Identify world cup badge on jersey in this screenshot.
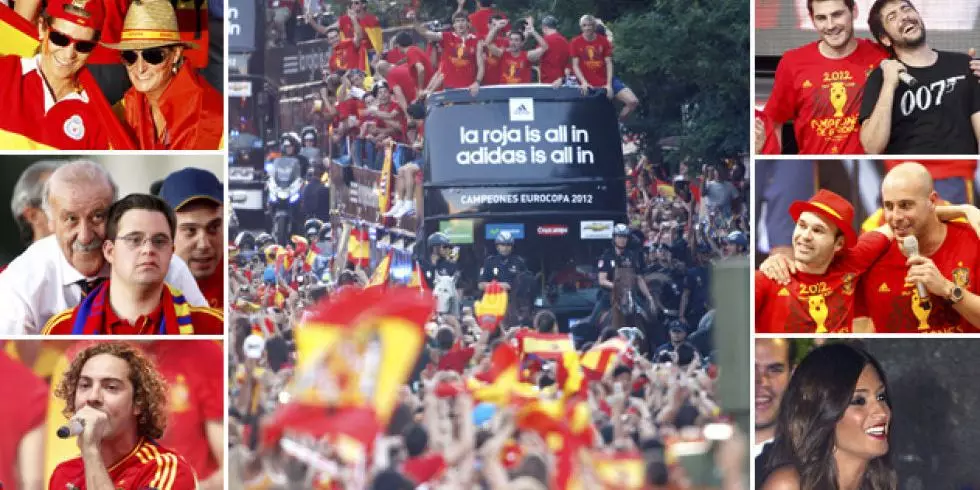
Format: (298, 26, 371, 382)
(63, 115, 85, 141)
(842, 273, 856, 296)
(953, 266, 970, 288)
(170, 374, 190, 413)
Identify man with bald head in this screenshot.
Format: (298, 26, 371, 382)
(856, 162, 980, 332)
(0, 160, 206, 335)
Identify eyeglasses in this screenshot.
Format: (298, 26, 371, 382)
(48, 28, 97, 53)
(121, 47, 169, 66)
(115, 233, 173, 251)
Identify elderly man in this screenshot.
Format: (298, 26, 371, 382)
(11, 160, 62, 247)
(42, 193, 223, 334)
(160, 168, 224, 308)
(0, 160, 205, 335)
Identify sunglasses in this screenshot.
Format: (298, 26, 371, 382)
(48, 29, 97, 53)
(121, 47, 169, 66)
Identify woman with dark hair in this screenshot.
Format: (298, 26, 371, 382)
(762, 342, 895, 490)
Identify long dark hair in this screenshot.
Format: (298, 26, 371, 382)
(766, 342, 897, 490)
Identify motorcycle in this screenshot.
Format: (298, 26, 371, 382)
(266, 156, 305, 245)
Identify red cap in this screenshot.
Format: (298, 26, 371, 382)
(47, 0, 105, 31)
(789, 189, 857, 247)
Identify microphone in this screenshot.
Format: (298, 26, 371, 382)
(898, 70, 917, 86)
(56, 419, 84, 439)
(901, 236, 929, 301)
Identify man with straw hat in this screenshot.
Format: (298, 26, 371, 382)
(102, 0, 222, 150)
(0, 0, 114, 149)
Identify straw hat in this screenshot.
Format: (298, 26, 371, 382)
(101, 0, 198, 50)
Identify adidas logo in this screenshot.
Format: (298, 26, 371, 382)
(778, 288, 789, 296)
(802, 80, 813, 88)
(878, 283, 891, 293)
(515, 104, 530, 115)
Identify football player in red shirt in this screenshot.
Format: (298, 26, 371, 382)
(763, 0, 888, 154)
(48, 342, 197, 490)
(415, 12, 484, 95)
(325, 26, 363, 72)
(755, 190, 895, 333)
(43, 194, 223, 335)
(390, 31, 434, 92)
(480, 16, 511, 85)
(485, 18, 549, 85)
(461, 0, 506, 41)
(569, 14, 639, 120)
(857, 162, 980, 333)
(537, 15, 570, 84)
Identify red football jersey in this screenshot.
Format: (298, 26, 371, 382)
(755, 232, 891, 333)
(338, 13, 380, 49)
(500, 50, 532, 84)
(539, 31, 571, 83)
(439, 31, 480, 89)
(404, 45, 434, 87)
(0, 55, 109, 150)
(764, 39, 887, 155)
(857, 223, 980, 333)
(0, 351, 48, 490)
(569, 34, 613, 87)
(329, 39, 363, 72)
(387, 63, 418, 104)
(48, 438, 198, 490)
(482, 36, 510, 85)
(148, 341, 223, 480)
(468, 8, 506, 41)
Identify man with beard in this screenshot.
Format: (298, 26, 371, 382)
(42, 193, 223, 335)
(160, 168, 224, 309)
(484, 18, 549, 84)
(859, 0, 980, 154)
(763, 0, 888, 154)
(755, 190, 897, 333)
(0, 160, 205, 335)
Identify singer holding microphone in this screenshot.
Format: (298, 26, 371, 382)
(48, 342, 197, 490)
(859, 0, 980, 154)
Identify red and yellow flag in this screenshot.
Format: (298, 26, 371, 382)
(467, 343, 537, 405)
(378, 141, 395, 217)
(407, 260, 428, 291)
(366, 250, 392, 289)
(592, 450, 646, 489)
(580, 337, 629, 379)
(347, 226, 370, 269)
(473, 280, 507, 332)
(518, 332, 575, 363)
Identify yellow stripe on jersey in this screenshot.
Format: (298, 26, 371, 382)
(147, 444, 170, 489)
(164, 454, 180, 490)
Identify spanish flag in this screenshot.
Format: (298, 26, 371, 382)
(347, 226, 370, 269)
(0, 5, 135, 149)
(473, 280, 507, 332)
(407, 260, 428, 291)
(592, 450, 646, 489)
(378, 141, 395, 216)
(517, 332, 575, 362)
(305, 243, 321, 272)
(366, 250, 392, 289)
(291, 287, 430, 424)
(467, 343, 537, 405)
(580, 337, 629, 379)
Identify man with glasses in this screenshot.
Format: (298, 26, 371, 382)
(42, 193, 223, 334)
(0, 160, 206, 335)
(160, 167, 224, 309)
(0, 0, 111, 149)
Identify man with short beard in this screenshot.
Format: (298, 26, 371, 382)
(0, 160, 205, 335)
(859, 0, 980, 154)
(160, 167, 224, 309)
(762, 0, 888, 154)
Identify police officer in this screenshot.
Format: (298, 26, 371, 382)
(723, 230, 747, 256)
(280, 132, 310, 176)
(419, 232, 458, 289)
(256, 232, 276, 250)
(580, 224, 655, 341)
(478, 231, 528, 291)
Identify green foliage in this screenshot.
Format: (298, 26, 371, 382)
(413, 0, 749, 163)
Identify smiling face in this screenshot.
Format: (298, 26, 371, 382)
(38, 18, 96, 82)
(74, 353, 139, 441)
(174, 201, 223, 280)
(810, 0, 856, 50)
(124, 45, 183, 98)
(49, 177, 114, 277)
(834, 364, 891, 460)
(878, 0, 925, 49)
(792, 211, 843, 268)
(755, 339, 792, 435)
(881, 172, 936, 239)
(104, 209, 174, 288)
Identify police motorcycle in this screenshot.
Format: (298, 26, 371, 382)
(266, 133, 307, 245)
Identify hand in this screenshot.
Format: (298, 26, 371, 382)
(759, 253, 796, 285)
(754, 117, 766, 153)
(965, 206, 980, 237)
(469, 81, 480, 96)
(905, 255, 952, 296)
(879, 59, 905, 89)
(605, 84, 614, 99)
(494, 18, 508, 30)
(551, 77, 563, 89)
(579, 82, 591, 95)
(73, 404, 110, 449)
(969, 48, 980, 81)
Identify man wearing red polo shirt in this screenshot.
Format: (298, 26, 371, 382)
(48, 342, 197, 490)
(147, 340, 224, 490)
(481, 16, 510, 85)
(538, 15, 570, 84)
(415, 12, 484, 94)
(485, 18, 549, 85)
(42, 194, 223, 335)
(569, 14, 639, 119)
(160, 168, 225, 309)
